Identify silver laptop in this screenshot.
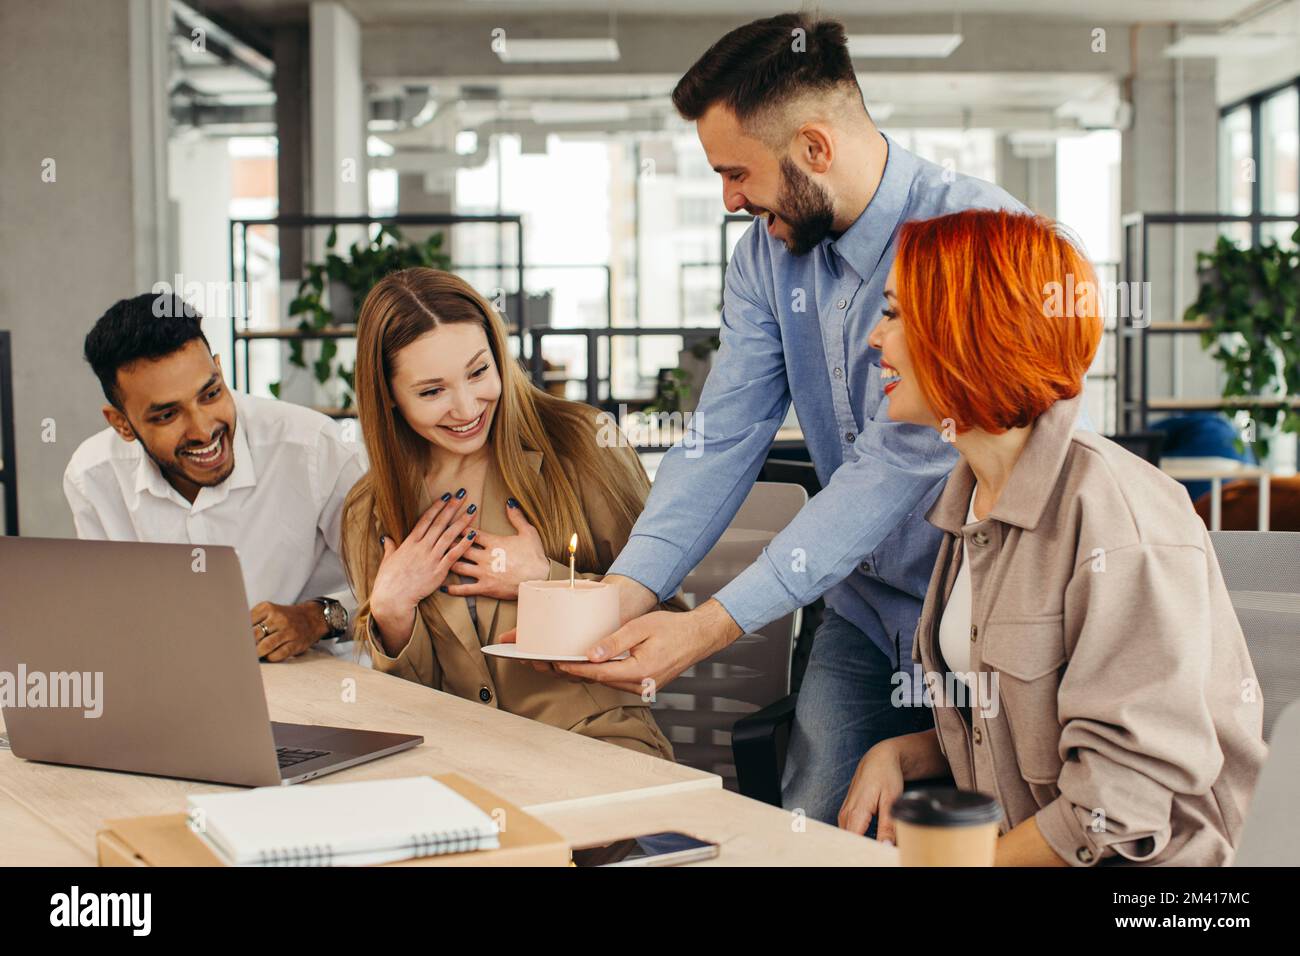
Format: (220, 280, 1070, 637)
(0, 536, 421, 786)
(1233, 697, 1300, 866)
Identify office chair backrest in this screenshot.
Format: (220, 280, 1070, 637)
(1233, 698, 1300, 866)
(652, 481, 808, 788)
(1104, 431, 1166, 467)
(759, 458, 822, 499)
(1209, 530, 1300, 741)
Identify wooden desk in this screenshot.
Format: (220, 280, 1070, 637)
(0, 782, 96, 865)
(1, 650, 891, 867)
(0, 650, 718, 863)
(531, 788, 898, 867)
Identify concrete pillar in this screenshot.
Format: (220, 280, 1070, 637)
(273, 24, 310, 284)
(1121, 24, 1219, 405)
(168, 137, 234, 372)
(0, 0, 172, 536)
(309, 1, 366, 223)
(278, 1, 367, 409)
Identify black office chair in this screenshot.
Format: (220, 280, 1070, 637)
(732, 693, 799, 806)
(737, 455, 956, 809)
(653, 483, 806, 789)
(758, 457, 821, 498)
(1105, 431, 1166, 466)
(726, 456, 824, 804)
(0, 331, 16, 535)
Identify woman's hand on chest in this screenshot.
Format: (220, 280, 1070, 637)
(444, 499, 551, 600)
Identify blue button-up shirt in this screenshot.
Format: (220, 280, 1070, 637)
(609, 135, 1025, 667)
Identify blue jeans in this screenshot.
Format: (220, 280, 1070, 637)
(781, 608, 934, 827)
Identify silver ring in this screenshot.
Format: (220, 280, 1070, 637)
(258, 622, 270, 638)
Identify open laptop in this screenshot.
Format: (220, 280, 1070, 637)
(1233, 697, 1300, 866)
(0, 537, 421, 786)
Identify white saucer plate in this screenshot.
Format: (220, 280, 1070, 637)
(481, 643, 629, 663)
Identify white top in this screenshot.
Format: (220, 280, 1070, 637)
(62, 391, 366, 614)
(938, 486, 979, 687)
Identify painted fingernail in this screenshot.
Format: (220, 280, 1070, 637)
(439, 585, 448, 593)
(455, 488, 466, 499)
(506, 497, 519, 509)
(467, 503, 477, 515)
(440, 492, 452, 502)
(467, 530, 476, 540)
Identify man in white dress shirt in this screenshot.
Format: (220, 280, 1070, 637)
(63, 293, 366, 660)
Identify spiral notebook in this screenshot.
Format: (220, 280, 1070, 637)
(186, 776, 500, 867)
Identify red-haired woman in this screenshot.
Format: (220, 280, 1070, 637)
(838, 210, 1265, 866)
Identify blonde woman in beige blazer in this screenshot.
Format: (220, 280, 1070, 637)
(839, 210, 1265, 865)
(340, 268, 674, 760)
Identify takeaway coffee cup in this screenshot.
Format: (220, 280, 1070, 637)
(891, 788, 1004, 866)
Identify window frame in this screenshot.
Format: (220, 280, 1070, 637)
(1220, 76, 1300, 246)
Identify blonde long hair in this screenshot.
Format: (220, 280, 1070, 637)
(343, 267, 647, 571)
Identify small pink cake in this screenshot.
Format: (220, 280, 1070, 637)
(515, 580, 620, 657)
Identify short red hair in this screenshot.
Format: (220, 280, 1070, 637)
(894, 209, 1103, 433)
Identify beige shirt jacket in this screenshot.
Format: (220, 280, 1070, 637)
(343, 447, 674, 761)
(913, 394, 1266, 866)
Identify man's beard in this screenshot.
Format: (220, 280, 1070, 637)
(135, 420, 236, 490)
(773, 157, 836, 256)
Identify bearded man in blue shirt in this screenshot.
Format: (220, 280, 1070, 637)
(554, 12, 1026, 825)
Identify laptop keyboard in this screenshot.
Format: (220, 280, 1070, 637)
(276, 746, 331, 769)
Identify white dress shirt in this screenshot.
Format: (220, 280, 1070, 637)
(937, 485, 979, 686)
(62, 392, 366, 629)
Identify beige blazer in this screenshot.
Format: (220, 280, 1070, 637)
(913, 394, 1266, 866)
(343, 446, 674, 761)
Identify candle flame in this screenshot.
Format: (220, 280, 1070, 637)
(568, 532, 577, 555)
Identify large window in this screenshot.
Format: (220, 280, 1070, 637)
(433, 125, 1013, 408)
(455, 134, 618, 400)
(1219, 105, 1254, 246)
(1057, 130, 1121, 434)
(1262, 86, 1299, 245)
(1219, 79, 1300, 248)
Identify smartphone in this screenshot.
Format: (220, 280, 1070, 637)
(572, 832, 720, 867)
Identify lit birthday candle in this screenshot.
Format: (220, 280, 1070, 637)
(568, 532, 577, 588)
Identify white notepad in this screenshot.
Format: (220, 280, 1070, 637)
(186, 776, 501, 867)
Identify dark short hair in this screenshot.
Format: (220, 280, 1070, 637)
(671, 12, 864, 129)
(84, 293, 211, 406)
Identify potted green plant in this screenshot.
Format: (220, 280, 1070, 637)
(1183, 227, 1300, 459)
(271, 223, 451, 410)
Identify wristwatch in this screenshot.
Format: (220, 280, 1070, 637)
(312, 597, 349, 640)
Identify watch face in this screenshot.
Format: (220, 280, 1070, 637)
(322, 600, 347, 634)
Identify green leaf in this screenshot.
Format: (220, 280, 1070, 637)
(1190, 230, 1300, 461)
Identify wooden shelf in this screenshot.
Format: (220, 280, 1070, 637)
(1143, 396, 1300, 411)
(302, 413, 809, 448)
(237, 326, 357, 340)
(237, 324, 520, 340)
(1143, 320, 1212, 332)
(1160, 460, 1268, 480)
